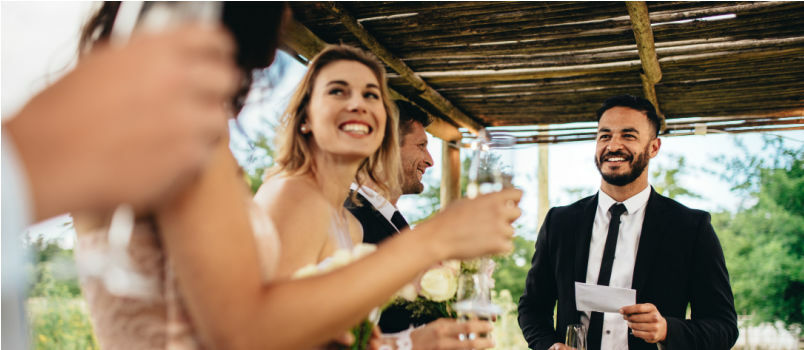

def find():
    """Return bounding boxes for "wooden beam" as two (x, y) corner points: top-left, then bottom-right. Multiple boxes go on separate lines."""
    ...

(282, 18), (463, 142)
(427, 118), (462, 142)
(441, 141), (462, 209)
(389, 91), (462, 142)
(641, 73), (665, 131)
(627, 1), (665, 132)
(501, 116), (804, 144)
(626, 2), (661, 83)
(280, 18), (327, 61)
(320, 1), (483, 134)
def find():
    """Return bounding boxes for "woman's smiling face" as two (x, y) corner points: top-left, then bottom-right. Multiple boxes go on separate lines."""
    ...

(305, 59), (387, 160)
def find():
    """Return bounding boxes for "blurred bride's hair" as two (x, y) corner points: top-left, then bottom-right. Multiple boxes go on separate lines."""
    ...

(272, 44), (400, 200)
(79, 1), (288, 115)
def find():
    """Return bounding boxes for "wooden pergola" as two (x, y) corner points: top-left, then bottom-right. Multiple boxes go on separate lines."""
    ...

(280, 1), (804, 206)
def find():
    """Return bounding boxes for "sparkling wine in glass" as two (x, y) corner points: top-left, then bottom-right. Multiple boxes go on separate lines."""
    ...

(565, 324), (587, 350)
(454, 272), (500, 340)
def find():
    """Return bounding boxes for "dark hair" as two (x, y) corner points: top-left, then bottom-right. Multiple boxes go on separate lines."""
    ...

(395, 100), (432, 140)
(80, 2), (287, 114)
(596, 94), (661, 137)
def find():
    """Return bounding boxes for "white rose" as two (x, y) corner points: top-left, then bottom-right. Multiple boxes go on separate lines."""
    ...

(292, 264), (319, 279)
(442, 260), (461, 272)
(320, 249), (352, 272)
(395, 283), (418, 302)
(419, 266), (458, 302)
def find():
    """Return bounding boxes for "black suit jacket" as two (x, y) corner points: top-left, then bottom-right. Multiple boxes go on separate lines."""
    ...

(345, 192), (400, 244)
(345, 192), (437, 332)
(518, 189), (738, 350)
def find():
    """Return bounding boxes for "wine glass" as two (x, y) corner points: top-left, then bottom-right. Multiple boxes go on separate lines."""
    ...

(466, 130), (517, 281)
(565, 324), (587, 350)
(455, 130), (515, 339)
(454, 272), (500, 340)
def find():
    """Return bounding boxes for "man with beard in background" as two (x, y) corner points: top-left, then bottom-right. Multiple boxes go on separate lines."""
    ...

(518, 95), (738, 350)
(347, 100), (496, 349)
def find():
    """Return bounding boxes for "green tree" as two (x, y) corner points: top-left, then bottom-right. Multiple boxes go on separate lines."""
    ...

(25, 235), (99, 349)
(713, 136), (804, 329)
(651, 154), (702, 201)
(27, 237), (80, 298)
(493, 235), (536, 301)
(237, 131), (276, 194)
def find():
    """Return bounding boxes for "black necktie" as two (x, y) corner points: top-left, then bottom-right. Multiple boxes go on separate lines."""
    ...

(588, 203), (627, 350)
(390, 211), (409, 231)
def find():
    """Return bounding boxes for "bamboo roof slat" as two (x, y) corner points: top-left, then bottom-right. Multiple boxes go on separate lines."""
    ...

(285, 1), (804, 143)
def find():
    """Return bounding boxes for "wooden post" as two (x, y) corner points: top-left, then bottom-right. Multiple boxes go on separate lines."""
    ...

(441, 140), (461, 210)
(626, 1), (666, 132)
(537, 139), (550, 226)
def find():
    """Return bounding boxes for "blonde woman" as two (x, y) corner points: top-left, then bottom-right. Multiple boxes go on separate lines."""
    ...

(255, 45), (518, 349)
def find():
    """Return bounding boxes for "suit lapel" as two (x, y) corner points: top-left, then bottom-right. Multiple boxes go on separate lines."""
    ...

(356, 192), (398, 235)
(574, 194), (599, 283)
(631, 189), (664, 294)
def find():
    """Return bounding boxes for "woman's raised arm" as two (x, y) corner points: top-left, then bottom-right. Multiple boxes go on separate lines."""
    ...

(157, 141), (521, 349)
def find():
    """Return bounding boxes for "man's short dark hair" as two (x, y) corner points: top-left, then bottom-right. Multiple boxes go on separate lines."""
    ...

(596, 94), (661, 137)
(396, 100), (433, 139)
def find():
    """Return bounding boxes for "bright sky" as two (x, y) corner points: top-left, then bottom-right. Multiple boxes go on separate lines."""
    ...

(4, 3), (803, 245)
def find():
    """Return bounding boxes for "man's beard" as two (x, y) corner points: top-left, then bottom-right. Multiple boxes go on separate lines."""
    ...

(595, 145), (650, 187)
(401, 176), (424, 195)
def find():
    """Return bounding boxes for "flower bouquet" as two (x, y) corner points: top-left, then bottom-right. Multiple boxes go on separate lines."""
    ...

(388, 259), (496, 321)
(293, 243), (381, 350)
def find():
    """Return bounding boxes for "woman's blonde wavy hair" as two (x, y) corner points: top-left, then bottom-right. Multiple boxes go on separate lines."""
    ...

(272, 44), (400, 200)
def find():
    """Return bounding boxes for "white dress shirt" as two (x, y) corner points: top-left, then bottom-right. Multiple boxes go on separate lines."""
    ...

(581, 185), (652, 350)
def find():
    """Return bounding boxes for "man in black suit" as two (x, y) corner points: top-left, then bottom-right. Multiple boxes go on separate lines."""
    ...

(518, 95), (738, 350)
(346, 100), (434, 245)
(347, 100), (495, 348)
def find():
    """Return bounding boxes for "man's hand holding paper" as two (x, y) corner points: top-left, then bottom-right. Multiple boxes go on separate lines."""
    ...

(620, 303), (667, 344)
(574, 282), (636, 313)
(574, 282), (667, 344)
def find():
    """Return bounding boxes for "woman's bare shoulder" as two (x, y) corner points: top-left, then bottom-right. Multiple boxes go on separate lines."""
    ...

(254, 175), (330, 232)
(255, 175), (323, 206)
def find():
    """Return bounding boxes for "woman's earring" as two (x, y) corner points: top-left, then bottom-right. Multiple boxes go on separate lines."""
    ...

(300, 124), (310, 134)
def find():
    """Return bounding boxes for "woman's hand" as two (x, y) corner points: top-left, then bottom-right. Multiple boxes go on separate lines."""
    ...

(414, 188), (523, 261)
(7, 23), (239, 220)
(411, 318), (496, 350)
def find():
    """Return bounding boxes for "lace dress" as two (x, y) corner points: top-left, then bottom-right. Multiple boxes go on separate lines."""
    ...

(74, 203), (280, 350)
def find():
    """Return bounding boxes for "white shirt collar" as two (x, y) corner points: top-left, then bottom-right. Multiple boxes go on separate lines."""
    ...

(350, 183), (398, 222)
(597, 184), (651, 216)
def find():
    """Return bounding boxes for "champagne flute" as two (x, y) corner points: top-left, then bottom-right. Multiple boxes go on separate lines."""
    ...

(565, 324), (587, 350)
(466, 130), (516, 287)
(455, 130), (515, 338)
(454, 272), (500, 339)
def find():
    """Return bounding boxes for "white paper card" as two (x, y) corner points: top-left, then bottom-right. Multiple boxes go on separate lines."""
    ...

(574, 282), (636, 313)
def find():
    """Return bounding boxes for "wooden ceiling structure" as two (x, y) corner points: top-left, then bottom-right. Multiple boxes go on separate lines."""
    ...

(280, 1), (803, 145)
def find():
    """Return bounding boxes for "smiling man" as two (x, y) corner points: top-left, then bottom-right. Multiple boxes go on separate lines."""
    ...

(518, 95), (738, 350)
(347, 100), (434, 245)
(346, 100), (497, 349)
